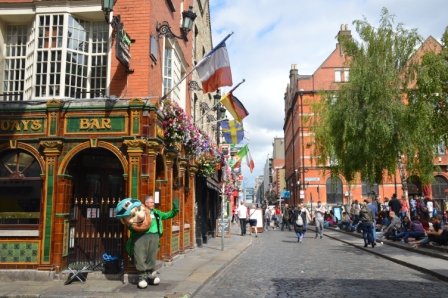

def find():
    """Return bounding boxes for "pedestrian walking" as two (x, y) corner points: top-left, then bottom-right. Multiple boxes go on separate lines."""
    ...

(264, 206), (272, 231)
(236, 201), (248, 236)
(294, 207), (306, 243)
(367, 198), (378, 244)
(273, 205), (281, 230)
(281, 203), (293, 231)
(359, 203), (375, 248)
(231, 206), (238, 223)
(314, 201), (326, 239)
(248, 204), (258, 237)
(294, 203), (312, 243)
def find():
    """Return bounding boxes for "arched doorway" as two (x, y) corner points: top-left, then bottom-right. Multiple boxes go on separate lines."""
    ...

(326, 176), (343, 205)
(66, 148), (124, 267)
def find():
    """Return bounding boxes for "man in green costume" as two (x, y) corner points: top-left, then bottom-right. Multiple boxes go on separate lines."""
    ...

(115, 196), (178, 289)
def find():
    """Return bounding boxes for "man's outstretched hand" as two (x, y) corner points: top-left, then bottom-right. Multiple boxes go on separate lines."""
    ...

(173, 199), (179, 210)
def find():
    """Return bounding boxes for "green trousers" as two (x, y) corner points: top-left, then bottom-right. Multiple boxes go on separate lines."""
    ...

(133, 232), (159, 274)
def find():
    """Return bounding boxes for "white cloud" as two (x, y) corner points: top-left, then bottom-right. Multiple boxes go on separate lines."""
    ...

(210, 0), (448, 186)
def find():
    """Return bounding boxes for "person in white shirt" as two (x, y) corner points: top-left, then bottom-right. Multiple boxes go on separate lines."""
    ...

(314, 201), (326, 239)
(264, 207), (272, 231)
(236, 201), (248, 236)
(248, 204), (258, 237)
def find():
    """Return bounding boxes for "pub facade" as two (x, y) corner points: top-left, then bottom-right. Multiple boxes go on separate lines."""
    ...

(0, 0), (218, 274)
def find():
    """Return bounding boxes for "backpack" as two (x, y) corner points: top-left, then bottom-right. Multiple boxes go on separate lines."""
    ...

(296, 212), (304, 226)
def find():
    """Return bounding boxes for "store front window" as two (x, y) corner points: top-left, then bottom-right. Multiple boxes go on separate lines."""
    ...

(0, 150), (42, 226)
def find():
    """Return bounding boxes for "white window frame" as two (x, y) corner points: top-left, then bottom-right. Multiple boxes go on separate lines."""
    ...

(334, 69), (342, 82)
(162, 38), (187, 109)
(343, 68), (350, 82)
(1, 10), (108, 101)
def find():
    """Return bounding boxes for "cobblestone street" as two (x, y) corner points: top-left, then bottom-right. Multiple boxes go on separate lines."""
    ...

(194, 228), (448, 297)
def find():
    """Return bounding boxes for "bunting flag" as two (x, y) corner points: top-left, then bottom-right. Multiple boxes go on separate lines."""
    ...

(196, 34), (233, 93)
(230, 145), (248, 168)
(246, 147), (254, 173)
(220, 92), (249, 123)
(220, 119), (244, 144)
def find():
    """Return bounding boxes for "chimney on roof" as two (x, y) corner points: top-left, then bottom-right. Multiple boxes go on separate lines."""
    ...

(337, 24), (351, 55)
(289, 64), (299, 96)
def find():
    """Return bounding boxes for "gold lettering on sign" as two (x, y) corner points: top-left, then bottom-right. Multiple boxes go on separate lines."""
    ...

(80, 119), (90, 129)
(0, 119), (42, 132)
(79, 118), (112, 130)
(31, 120), (42, 131)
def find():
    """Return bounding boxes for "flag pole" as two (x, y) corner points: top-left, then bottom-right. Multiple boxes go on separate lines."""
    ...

(160, 32), (234, 102)
(194, 78), (246, 125)
(227, 78), (245, 94)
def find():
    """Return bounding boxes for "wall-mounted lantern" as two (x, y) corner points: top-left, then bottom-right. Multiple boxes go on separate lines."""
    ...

(156, 6), (197, 41)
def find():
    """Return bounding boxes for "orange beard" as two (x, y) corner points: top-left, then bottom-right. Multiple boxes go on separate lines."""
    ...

(130, 209), (152, 233)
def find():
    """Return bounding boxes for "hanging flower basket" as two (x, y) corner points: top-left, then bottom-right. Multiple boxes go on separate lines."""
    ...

(162, 99), (215, 159)
(197, 150), (222, 177)
(162, 100), (189, 149)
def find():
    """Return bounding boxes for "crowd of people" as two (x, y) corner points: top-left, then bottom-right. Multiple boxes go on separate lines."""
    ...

(232, 200), (331, 244)
(231, 194), (448, 250)
(334, 194), (448, 249)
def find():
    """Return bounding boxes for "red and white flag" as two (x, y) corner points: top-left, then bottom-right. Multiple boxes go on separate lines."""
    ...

(196, 34), (233, 93)
(246, 148), (254, 173)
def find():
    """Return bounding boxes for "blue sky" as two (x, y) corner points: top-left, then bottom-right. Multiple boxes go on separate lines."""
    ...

(209, 0), (448, 188)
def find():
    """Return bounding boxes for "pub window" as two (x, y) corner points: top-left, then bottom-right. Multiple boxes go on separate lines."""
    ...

(1, 13), (108, 101)
(0, 150), (42, 226)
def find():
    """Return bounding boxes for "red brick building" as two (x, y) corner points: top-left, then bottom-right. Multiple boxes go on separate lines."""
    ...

(284, 25), (448, 212)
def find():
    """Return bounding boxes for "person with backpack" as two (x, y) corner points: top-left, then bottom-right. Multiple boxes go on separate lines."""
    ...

(293, 203), (312, 243)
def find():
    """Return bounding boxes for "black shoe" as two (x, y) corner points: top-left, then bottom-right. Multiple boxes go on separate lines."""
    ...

(372, 242), (376, 248)
(364, 243), (368, 248)
(298, 238), (300, 242)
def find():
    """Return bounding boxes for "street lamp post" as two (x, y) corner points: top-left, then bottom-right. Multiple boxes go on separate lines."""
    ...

(294, 169), (298, 206)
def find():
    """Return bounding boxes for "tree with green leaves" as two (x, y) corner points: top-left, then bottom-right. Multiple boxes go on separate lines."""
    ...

(313, 8), (445, 194)
(408, 27), (448, 183)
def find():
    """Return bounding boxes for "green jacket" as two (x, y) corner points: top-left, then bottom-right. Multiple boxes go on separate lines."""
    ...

(126, 203), (179, 255)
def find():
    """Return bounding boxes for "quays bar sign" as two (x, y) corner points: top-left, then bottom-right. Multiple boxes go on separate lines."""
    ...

(65, 116), (127, 134)
(0, 116), (128, 135)
(0, 119), (45, 135)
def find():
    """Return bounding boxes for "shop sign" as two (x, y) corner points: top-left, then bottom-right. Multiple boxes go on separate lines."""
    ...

(65, 116), (126, 133)
(0, 119), (45, 135)
(112, 16), (132, 70)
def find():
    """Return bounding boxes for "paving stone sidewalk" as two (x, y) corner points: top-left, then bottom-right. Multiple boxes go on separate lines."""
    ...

(0, 223), (252, 298)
